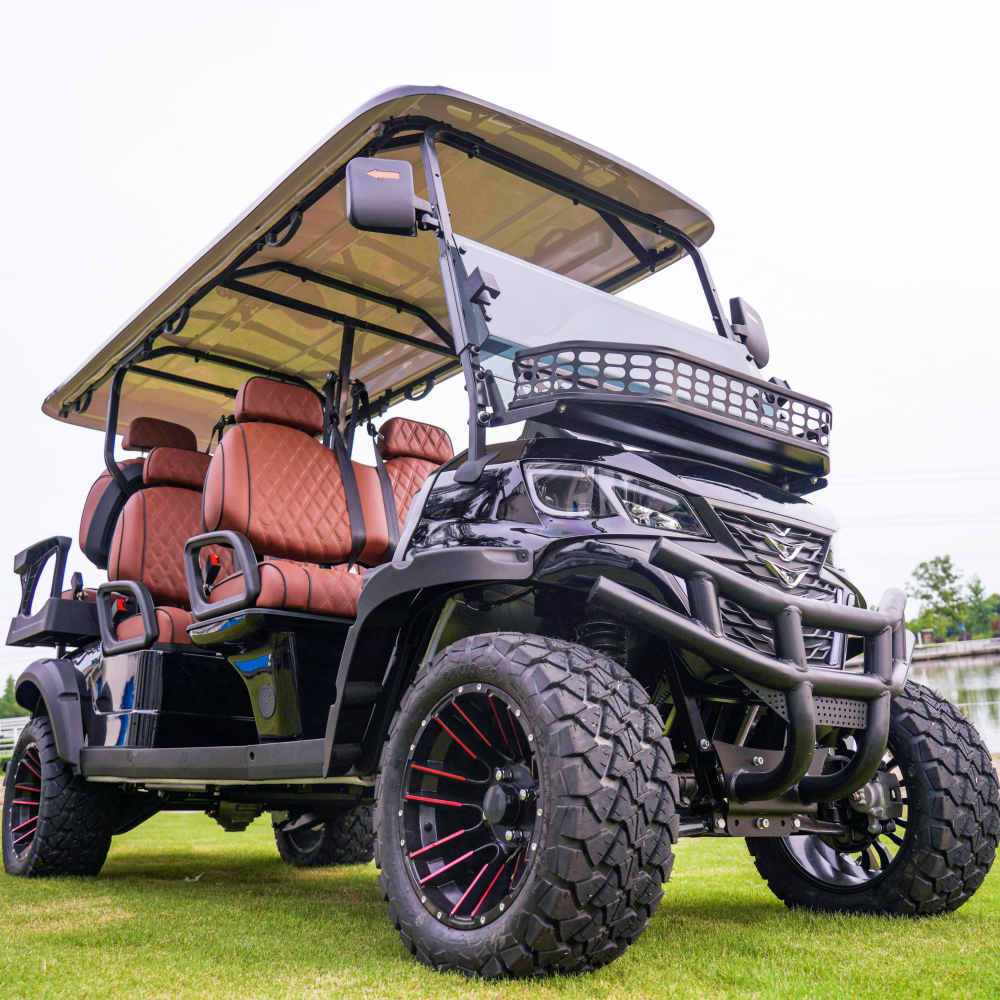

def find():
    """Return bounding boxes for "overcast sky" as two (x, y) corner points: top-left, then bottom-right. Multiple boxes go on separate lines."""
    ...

(2, 3), (998, 687)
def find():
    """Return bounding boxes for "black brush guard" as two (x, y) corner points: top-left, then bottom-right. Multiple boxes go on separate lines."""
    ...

(588, 537), (909, 805)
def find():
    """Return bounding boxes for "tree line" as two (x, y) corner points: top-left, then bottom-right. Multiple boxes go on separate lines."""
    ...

(906, 555), (1000, 641)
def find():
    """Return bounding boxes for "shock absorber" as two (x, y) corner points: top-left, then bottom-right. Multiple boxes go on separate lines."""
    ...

(575, 616), (630, 665)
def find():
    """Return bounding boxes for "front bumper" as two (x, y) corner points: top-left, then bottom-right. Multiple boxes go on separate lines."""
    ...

(590, 536), (910, 805)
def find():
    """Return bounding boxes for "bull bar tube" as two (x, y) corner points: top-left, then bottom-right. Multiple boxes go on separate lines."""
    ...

(588, 537), (910, 805)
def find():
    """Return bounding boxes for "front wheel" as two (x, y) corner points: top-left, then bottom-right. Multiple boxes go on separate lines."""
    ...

(373, 633), (677, 977)
(748, 680), (999, 914)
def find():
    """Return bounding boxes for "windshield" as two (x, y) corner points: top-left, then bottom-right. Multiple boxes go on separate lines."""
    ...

(456, 236), (756, 406)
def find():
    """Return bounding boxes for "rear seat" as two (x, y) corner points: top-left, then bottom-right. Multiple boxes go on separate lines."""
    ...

(79, 417), (199, 570)
(109, 444), (223, 645)
(202, 378), (364, 618)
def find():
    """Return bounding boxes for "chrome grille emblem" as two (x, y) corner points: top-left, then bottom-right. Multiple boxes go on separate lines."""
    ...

(762, 533), (806, 562)
(763, 559), (808, 589)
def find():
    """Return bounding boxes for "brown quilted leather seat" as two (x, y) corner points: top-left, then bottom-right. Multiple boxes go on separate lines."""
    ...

(79, 417), (199, 569)
(376, 417), (453, 531)
(110, 445), (218, 644)
(201, 377), (363, 618)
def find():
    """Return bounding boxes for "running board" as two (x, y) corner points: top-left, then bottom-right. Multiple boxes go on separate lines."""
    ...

(79, 739), (360, 782)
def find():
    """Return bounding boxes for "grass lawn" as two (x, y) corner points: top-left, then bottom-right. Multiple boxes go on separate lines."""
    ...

(2, 811), (998, 1000)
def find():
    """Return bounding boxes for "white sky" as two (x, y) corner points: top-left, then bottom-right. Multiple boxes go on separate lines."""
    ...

(2, 3), (998, 686)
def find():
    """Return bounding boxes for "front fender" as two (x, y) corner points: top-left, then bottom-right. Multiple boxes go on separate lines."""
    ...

(15, 658), (88, 771)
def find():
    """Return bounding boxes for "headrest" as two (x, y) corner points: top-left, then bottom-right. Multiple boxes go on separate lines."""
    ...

(122, 417), (197, 452)
(234, 377), (324, 436)
(377, 417), (453, 465)
(143, 446), (212, 491)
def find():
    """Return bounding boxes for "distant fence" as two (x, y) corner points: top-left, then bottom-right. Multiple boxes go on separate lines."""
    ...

(1, 716), (30, 767)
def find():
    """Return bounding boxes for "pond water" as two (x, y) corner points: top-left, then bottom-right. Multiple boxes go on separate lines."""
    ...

(910, 654), (1000, 753)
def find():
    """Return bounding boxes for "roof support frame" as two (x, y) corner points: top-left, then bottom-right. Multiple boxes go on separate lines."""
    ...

(231, 261), (454, 352)
(220, 278), (457, 359)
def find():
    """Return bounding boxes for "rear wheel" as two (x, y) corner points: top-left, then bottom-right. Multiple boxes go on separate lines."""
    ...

(274, 805), (374, 866)
(374, 632), (676, 977)
(2, 715), (117, 877)
(748, 681), (999, 914)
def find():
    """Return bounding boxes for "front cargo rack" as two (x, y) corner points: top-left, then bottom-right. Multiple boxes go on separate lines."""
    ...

(508, 341), (832, 482)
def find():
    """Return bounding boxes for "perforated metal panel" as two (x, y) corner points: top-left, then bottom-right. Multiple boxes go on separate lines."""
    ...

(747, 682), (867, 729)
(511, 343), (832, 452)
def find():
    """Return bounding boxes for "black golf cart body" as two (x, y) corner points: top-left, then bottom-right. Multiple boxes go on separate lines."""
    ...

(6, 86), (996, 975)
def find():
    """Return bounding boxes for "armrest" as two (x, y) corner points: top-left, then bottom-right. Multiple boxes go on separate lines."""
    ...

(13, 536), (71, 616)
(96, 580), (157, 655)
(184, 531), (261, 621)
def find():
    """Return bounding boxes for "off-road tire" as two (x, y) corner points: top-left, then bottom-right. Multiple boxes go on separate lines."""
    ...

(274, 805), (375, 866)
(2, 715), (117, 877)
(748, 680), (1000, 914)
(373, 632), (678, 977)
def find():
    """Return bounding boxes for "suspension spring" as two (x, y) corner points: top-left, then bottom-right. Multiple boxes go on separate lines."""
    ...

(575, 617), (630, 665)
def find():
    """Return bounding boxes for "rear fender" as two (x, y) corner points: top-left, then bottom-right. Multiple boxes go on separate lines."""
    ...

(15, 658), (89, 771)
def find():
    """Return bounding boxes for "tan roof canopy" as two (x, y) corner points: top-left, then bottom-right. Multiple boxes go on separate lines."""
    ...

(44, 86), (715, 446)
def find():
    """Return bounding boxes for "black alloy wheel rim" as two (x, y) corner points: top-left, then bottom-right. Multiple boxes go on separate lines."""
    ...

(779, 742), (911, 890)
(400, 684), (542, 928)
(9, 742), (42, 859)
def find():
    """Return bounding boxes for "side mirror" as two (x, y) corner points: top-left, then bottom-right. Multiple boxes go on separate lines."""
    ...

(730, 297), (769, 368)
(345, 157), (424, 236)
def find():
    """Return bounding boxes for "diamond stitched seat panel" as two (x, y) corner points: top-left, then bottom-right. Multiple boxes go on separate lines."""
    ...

(386, 457), (439, 529)
(378, 417), (453, 465)
(110, 486), (232, 608)
(205, 423), (353, 565)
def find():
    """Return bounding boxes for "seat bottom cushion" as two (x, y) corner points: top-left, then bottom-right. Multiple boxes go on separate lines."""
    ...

(116, 605), (194, 644)
(209, 560), (362, 618)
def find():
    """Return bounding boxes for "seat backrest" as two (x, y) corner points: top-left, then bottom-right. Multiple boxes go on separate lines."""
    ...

(202, 377), (355, 564)
(79, 417), (199, 569)
(108, 446), (214, 608)
(377, 417), (453, 531)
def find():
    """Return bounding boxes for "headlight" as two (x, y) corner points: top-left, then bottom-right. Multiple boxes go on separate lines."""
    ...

(522, 461), (708, 536)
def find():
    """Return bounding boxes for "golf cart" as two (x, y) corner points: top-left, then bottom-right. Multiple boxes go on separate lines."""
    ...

(4, 87), (997, 977)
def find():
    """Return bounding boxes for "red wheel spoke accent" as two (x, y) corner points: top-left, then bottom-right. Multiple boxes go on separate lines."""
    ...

(418, 849), (475, 885)
(15, 784), (40, 793)
(452, 702), (492, 748)
(405, 794), (466, 808)
(13, 822), (38, 844)
(11, 814), (39, 833)
(451, 862), (490, 915)
(471, 856), (514, 916)
(434, 717), (477, 759)
(489, 696), (509, 747)
(19, 758), (42, 780)
(409, 829), (468, 858)
(507, 708), (524, 757)
(11, 800), (39, 806)
(410, 763), (468, 782)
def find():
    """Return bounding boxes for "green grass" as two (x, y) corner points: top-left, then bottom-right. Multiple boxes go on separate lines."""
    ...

(2, 813), (999, 1000)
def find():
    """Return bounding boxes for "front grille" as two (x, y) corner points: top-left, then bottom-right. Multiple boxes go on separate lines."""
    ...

(713, 509), (840, 666)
